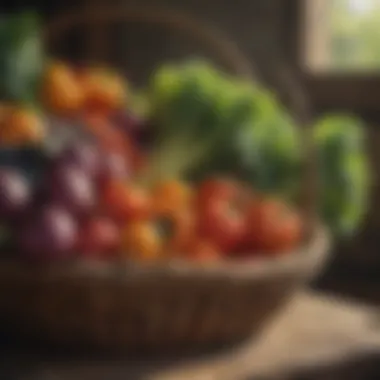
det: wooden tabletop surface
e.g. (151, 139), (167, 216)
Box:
(1, 291), (380, 380)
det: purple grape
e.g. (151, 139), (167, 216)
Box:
(48, 165), (96, 215)
(57, 143), (101, 178)
(0, 169), (32, 221)
(20, 206), (78, 261)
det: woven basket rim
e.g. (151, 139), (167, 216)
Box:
(0, 224), (330, 283)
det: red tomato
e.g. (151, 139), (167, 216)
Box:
(196, 179), (252, 253)
(245, 199), (303, 254)
(101, 181), (151, 223)
(78, 217), (120, 258)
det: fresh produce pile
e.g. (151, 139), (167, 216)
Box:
(0, 162), (303, 262)
(0, 12), (370, 263)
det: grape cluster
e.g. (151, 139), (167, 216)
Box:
(0, 142), (129, 261)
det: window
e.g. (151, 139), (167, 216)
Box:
(303, 0), (380, 73)
(298, 0), (380, 112)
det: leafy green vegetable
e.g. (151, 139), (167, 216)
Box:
(314, 114), (370, 236)
(234, 89), (301, 197)
(141, 61), (255, 184)
(0, 12), (44, 104)
(190, 85), (302, 200)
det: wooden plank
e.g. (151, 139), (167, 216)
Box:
(1, 291), (380, 380)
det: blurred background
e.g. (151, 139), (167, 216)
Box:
(3, 0), (375, 304)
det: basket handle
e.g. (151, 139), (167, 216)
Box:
(43, 5), (254, 80)
(44, 5), (315, 239)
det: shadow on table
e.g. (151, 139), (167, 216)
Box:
(0, 329), (258, 380)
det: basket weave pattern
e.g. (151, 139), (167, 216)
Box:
(0, 228), (329, 348)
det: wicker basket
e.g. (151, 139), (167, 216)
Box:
(0, 5), (330, 351)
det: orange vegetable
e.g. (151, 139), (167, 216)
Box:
(41, 61), (85, 115)
(0, 106), (45, 146)
(151, 179), (193, 214)
(121, 222), (161, 262)
(155, 210), (195, 257)
(82, 68), (127, 113)
(120, 209), (195, 261)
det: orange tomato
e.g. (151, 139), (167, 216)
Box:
(0, 106), (45, 146)
(245, 198), (303, 254)
(151, 179), (193, 214)
(42, 61), (85, 115)
(121, 222), (162, 262)
(155, 209), (195, 257)
(120, 210), (195, 261)
(82, 68), (127, 113)
(101, 181), (151, 223)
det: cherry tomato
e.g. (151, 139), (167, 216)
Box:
(121, 222), (161, 262)
(42, 61), (85, 115)
(196, 179), (251, 253)
(245, 198), (303, 254)
(78, 217), (120, 259)
(151, 179), (193, 214)
(101, 181), (151, 223)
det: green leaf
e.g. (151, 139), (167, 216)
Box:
(0, 12), (44, 104)
(314, 114), (370, 236)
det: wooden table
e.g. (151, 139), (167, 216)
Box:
(1, 291), (380, 380)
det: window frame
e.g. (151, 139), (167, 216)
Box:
(291, 0), (380, 114)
